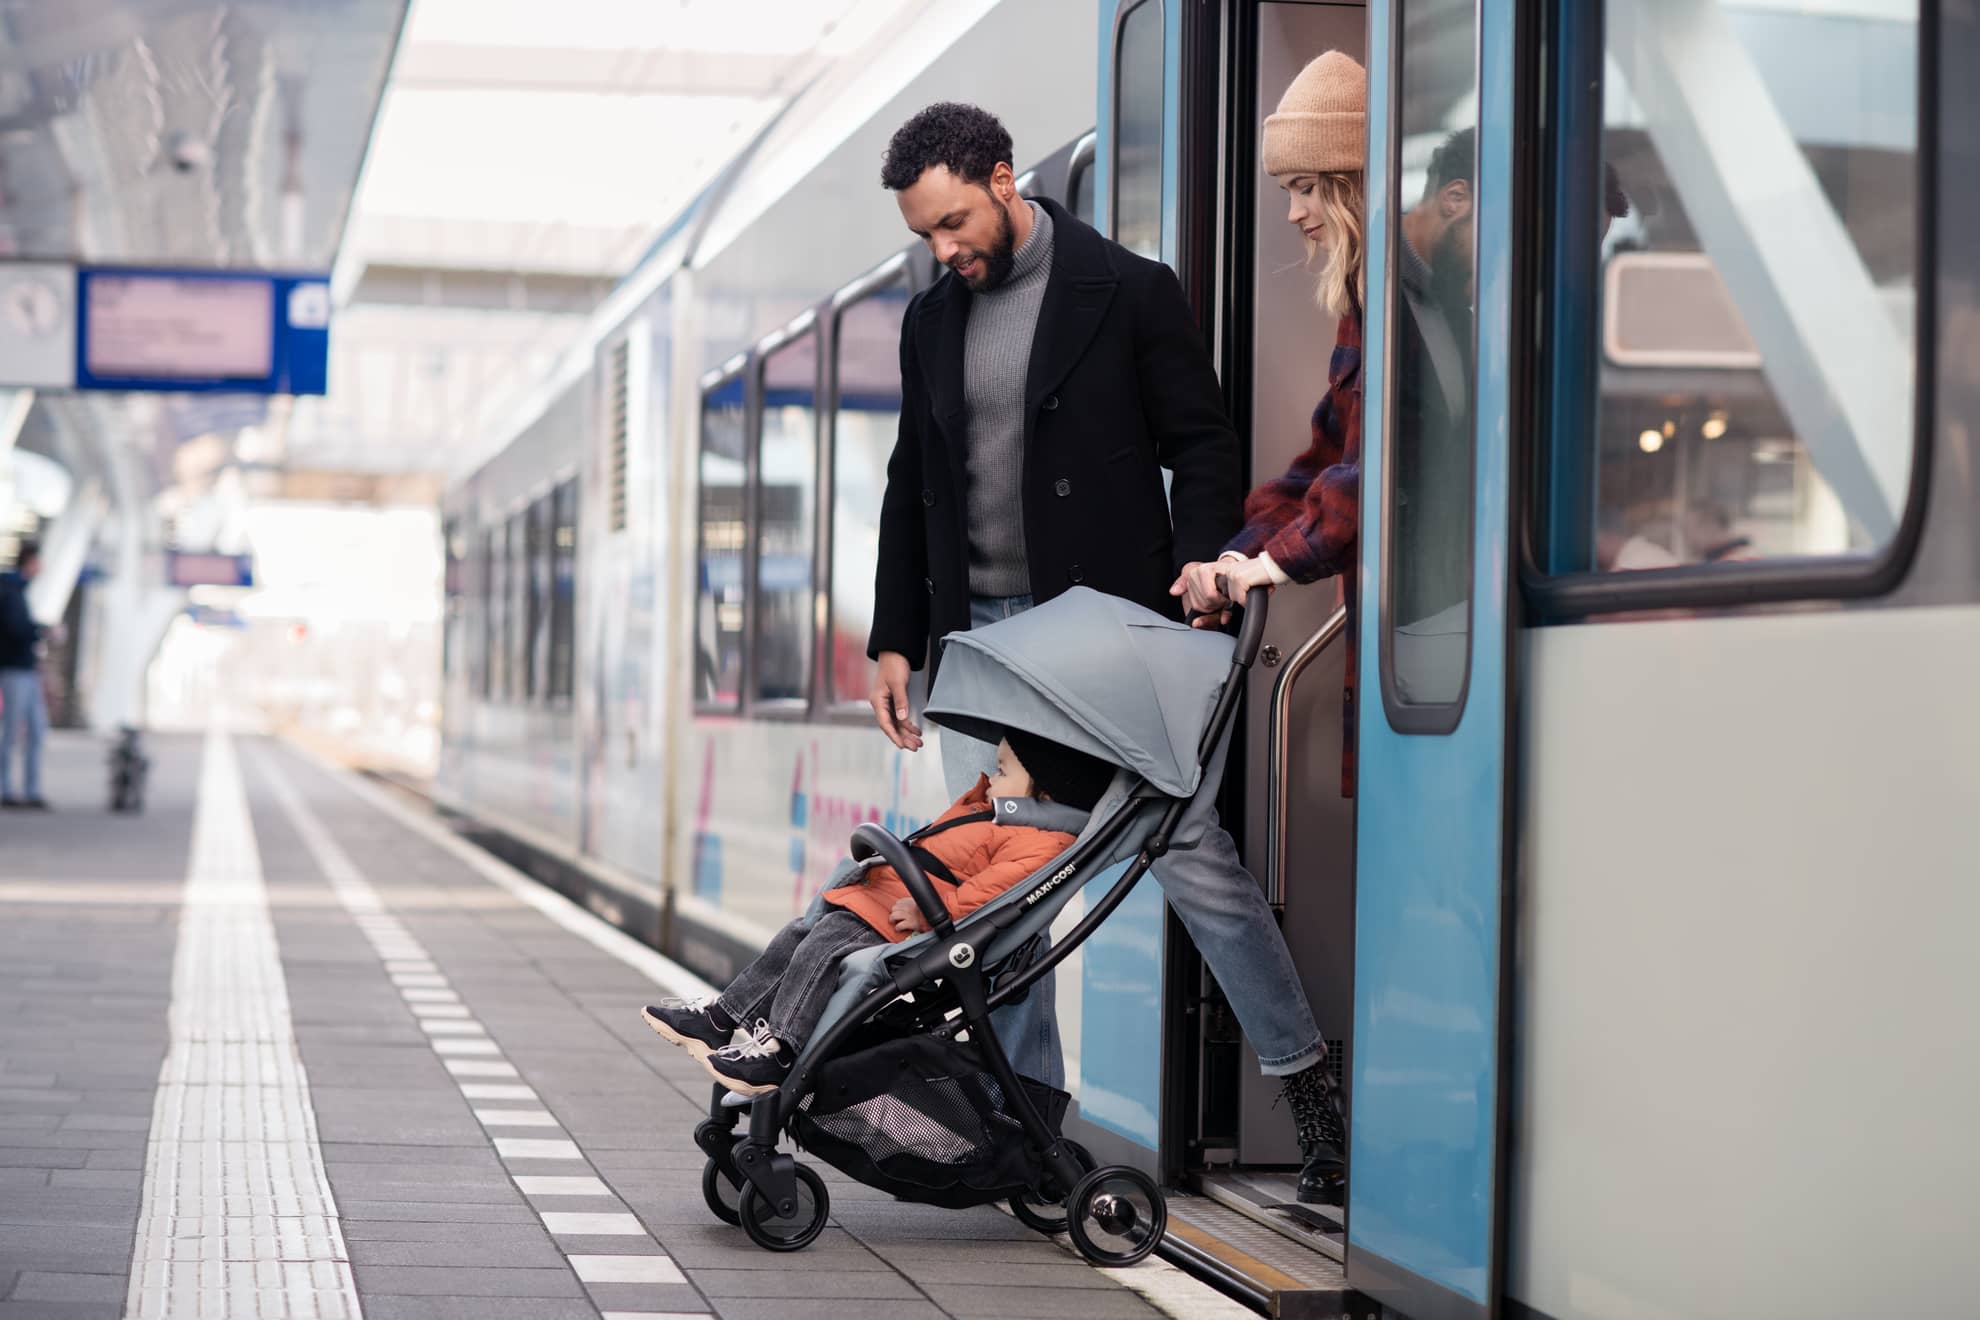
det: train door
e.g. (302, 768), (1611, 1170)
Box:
(1066, 0), (1184, 1185)
(1348, 0), (1515, 1316)
(1234, 0), (1366, 1158)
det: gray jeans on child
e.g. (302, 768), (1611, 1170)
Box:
(942, 592), (1326, 1090)
(715, 909), (887, 1048)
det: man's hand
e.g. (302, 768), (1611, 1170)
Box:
(889, 896), (930, 936)
(1170, 561), (1231, 616)
(870, 651), (923, 751)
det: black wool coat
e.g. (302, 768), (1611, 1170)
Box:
(867, 197), (1242, 680)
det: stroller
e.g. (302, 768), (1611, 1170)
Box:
(692, 585), (1269, 1266)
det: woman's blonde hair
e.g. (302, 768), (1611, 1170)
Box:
(1302, 171), (1365, 319)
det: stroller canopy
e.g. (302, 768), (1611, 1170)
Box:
(924, 587), (1235, 798)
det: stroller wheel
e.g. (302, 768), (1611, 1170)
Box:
(1009, 1139), (1095, 1235)
(1067, 1166), (1167, 1268)
(738, 1162), (830, 1252)
(701, 1156), (743, 1227)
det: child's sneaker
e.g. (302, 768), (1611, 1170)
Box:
(641, 998), (734, 1058)
(701, 1021), (793, 1096)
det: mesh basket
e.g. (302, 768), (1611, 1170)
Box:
(792, 1028), (1070, 1209)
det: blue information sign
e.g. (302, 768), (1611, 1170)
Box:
(74, 267), (330, 396)
(167, 552), (256, 589)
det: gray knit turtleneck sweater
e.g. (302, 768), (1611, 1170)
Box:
(961, 200), (1054, 598)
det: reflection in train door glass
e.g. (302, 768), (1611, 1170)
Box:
(1113, 0), (1165, 258)
(1383, 0), (1478, 725)
(697, 373), (747, 708)
(755, 330), (818, 706)
(1554, 0), (1921, 576)
(831, 274), (911, 708)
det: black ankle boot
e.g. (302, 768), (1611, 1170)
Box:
(1280, 1062), (1347, 1206)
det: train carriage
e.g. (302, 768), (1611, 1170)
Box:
(440, 1), (1980, 1314)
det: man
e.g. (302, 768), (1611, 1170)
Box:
(0, 541), (49, 810)
(867, 103), (1346, 1203)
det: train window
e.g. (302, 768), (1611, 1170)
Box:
(754, 324), (819, 708)
(1530, 0), (1922, 605)
(522, 500), (545, 701)
(1113, 0), (1164, 258)
(548, 479), (576, 704)
(1380, 0), (1479, 730)
(1069, 133), (1097, 228)
(508, 510), (529, 703)
(829, 265), (911, 711)
(480, 528), (499, 700)
(696, 368), (748, 709)
(442, 519), (462, 683)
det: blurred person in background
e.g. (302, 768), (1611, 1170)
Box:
(0, 540), (49, 809)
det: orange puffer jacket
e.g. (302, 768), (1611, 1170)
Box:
(822, 777), (1077, 943)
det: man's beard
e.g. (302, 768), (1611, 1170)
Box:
(955, 196), (1019, 291)
(1429, 221), (1472, 311)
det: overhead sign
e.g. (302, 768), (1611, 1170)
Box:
(78, 268), (330, 395)
(167, 551), (255, 589)
(0, 264), (330, 396)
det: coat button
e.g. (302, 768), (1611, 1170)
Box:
(1053, 478), (1071, 497)
(1067, 564), (1084, 584)
(1043, 395), (1060, 411)
(921, 489), (936, 507)
(924, 577), (936, 595)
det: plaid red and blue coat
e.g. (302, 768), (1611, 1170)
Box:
(1222, 312), (1362, 796)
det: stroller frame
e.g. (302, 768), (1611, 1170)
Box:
(696, 587), (1269, 1262)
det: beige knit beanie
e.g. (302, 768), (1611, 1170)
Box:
(1262, 50), (1366, 176)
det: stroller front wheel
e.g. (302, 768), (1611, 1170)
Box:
(1067, 1166), (1166, 1267)
(738, 1162), (830, 1252)
(1009, 1139), (1096, 1235)
(701, 1157), (743, 1227)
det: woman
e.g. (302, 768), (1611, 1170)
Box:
(1171, 49), (1365, 1199)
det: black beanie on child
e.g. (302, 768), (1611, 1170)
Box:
(1002, 729), (1116, 813)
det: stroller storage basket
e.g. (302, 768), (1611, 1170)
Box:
(793, 1029), (1069, 1210)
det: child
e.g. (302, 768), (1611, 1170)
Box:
(642, 729), (1113, 1095)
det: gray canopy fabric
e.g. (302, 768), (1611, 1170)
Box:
(923, 587), (1235, 798)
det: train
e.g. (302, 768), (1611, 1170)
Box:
(437, 1), (1980, 1316)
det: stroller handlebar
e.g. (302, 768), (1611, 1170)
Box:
(848, 823), (957, 940)
(1231, 583), (1270, 669)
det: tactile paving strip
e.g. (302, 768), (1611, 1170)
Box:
(259, 749), (692, 1311)
(125, 732), (362, 1320)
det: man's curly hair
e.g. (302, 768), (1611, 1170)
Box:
(881, 103), (1013, 191)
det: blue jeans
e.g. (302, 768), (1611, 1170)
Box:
(941, 594), (1325, 1088)
(0, 669), (46, 801)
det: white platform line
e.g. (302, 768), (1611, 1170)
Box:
(125, 731), (362, 1320)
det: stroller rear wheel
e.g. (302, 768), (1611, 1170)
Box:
(1066, 1166), (1166, 1267)
(1009, 1139), (1095, 1235)
(701, 1156), (743, 1227)
(738, 1162), (830, 1252)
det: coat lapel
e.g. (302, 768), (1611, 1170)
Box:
(1024, 204), (1119, 414)
(917, 277), (972, 501)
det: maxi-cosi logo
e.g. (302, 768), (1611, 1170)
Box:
(1025, 860), (1079, 905)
